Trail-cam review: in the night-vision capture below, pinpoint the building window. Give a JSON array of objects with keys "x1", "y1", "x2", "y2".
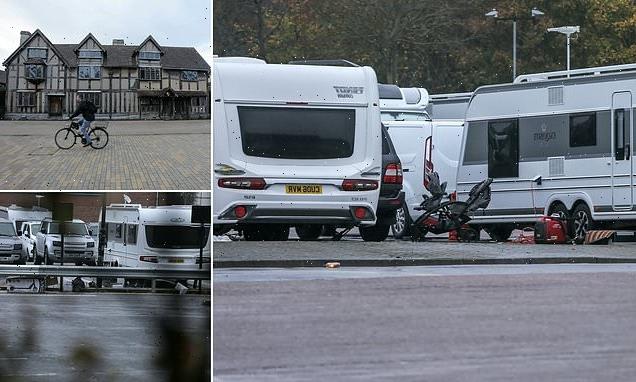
[
  {"x1": 78, "y1": 50, "x2": 103, "y2": 59},
  {"x1": 27, "y1": 48, "x2": 48, "y2": 59},
  {"x1": 78, "y1": 92, "x2": 101, "y2": 108},
  {"x1": 25, "y1": 64, "x2": 45, "y2": 80},
  {"x1": 78, "y1": 66, "x2": 101, "y2": 79},
  {"x1": 139, "y1": 67, "x2": 161, "y2": 80},
  {"x1": 17, "y1": 92, "x2": 36, "y2": 107},
  {"x1": 569, "y1": 113, "x2": 597, "y2": 147},
  {"x1": 140, "y1": 97, "x2": 160, "y2": 113},
  {"x1": 181, "y1": 71, "x2": 198, "y2": 81},
  {"x1": 139, "y1": 51, "x2": 161, "y2": 60}
]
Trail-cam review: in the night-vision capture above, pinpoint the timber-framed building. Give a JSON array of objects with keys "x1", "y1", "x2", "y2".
[{"x1": 2, "y1": 30, "x2": 210, "y2": 120}]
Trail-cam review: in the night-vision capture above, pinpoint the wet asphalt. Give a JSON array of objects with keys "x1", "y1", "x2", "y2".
[{"x1": 214, "y1": 264, "x2": 636, "y2": 381}]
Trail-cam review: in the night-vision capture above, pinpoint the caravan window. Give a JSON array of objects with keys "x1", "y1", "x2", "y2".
[
  {"x1": 107, "y1": 223, "x2": 123, "y2": 243},
  {"x1": 569, "y1": 113, "x2": 596, "y2": 147},
  {"x1": 238, "y1": 106, "x2": 356, "y2": 159},
  {"x1": 488, "y1": 119, "x2": 519, "y2": 178},
  {"x1": 126, "y1": 225, "x2": 138, "y2": 245},
  {"x1": 380, "y1": 111, "x2": 431, "y2": 121},
  {"x1": 145, "y1": 225, "x2": 210, "y2": 249},
  {"x1": 614, "y1": 109, "x2": 631, "y2": 160}
]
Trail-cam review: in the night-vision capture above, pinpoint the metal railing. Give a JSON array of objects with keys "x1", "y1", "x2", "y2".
[
  {"x1": 0, "y1": 265, "x2": 211, "y2": 293},
  {"x1": 0, "y1": 265, "x2": 210, "y2": 279}
]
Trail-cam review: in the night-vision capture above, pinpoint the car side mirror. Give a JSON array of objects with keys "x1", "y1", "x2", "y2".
[
  {"x1": 89, "y1": 230, "x2": 94, "y2": 236},
  {"x1": 41, "y1": 228, "x2": 46, "y2": 233},
  {"x1": 17, "y1": 230, "x2": 22, "y2": 236}
]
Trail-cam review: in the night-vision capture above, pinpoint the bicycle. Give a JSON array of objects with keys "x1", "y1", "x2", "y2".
[{"x1": 54, "y1": 120, "x2": 109, "y2": 150}]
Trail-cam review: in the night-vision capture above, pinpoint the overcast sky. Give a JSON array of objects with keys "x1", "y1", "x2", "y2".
[{"x1": 0, "y1": 0, "x2": 211, "y2": 68}]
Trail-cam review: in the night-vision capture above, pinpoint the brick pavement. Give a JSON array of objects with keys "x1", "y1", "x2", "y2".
[{"x1": 0, "y1": 120, "x2": 210, "y2": 189}]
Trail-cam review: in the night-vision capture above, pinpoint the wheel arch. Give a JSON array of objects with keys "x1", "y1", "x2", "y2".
[{"x1": 543, "y1": 192, "x2": 594, "y2": 217}]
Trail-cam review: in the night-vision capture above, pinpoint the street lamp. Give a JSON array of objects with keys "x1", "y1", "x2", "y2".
[
  {"x1": 547, "y1": 26, "x2": 580, "y2": 77},
  {"x1": 485, "y1": 7, "x2": 545, "y2": 81}
]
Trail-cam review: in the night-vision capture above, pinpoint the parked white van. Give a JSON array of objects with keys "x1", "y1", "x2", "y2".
[
  {"x1": 379, "y1": 84, "x2": 465, "y2": 238},
  {"x1": 457, "y1": 63, "x2": 636, "y2": 242},
  {"x1": 0, "y1": 218, "x2": 24, "y2": 264},
  {"x1": 0, "y1": 205, "x2": 51, "y2": 233},
  {"x1": 213, "y1": 57, "x2": 383, "y2": 240},
  {"x1": 103, "y1": 204, "x2": 211, "y2": 269}
]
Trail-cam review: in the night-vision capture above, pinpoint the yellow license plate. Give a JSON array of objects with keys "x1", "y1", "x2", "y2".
[
  {"x1": 167, "y1": 258, "x2": 185, "y2": 264},
  {"x1": 285, "y1": 184, "x2": 322, "y2": 194}
]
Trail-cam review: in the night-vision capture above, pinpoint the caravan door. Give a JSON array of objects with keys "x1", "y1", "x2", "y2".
[{"x1": 611, "y1": 91, "x2": 633, "y2": 211}]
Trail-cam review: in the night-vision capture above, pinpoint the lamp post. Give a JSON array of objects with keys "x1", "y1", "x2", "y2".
[
  {"x1": 485, "y1": 7, "x2": 545, "y2": 81},
  {"x1": 547, "y1": 26, "x2": 580, "y2": 77}
]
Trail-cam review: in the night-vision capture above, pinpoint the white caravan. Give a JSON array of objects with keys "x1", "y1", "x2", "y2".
[
  {"x1": 457, "y1": 63, "x2": 636, "y2": 242},
  {"x1": 426, "y1": 92, "x2": 473, "y2": 120},
  {"x1": 103, "y1": 204, "x2": 211, "y2": 269},
  {"x1": 213, "y1": 57, "x2": 383, "y2": 240},
  {"x1": 379, "y1": 84, "x2": 464, "y2": 238},
  {"x1": 0, "y1": 205, "x2": 51, "y2": 233}
]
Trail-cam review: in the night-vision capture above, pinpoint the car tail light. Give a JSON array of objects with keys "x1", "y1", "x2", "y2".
[
  {"x1": 234, "y1": 205, "x2": 248, "y2": 219},
  {"x1": 218, "y1": 177, "x2": 266, "y2": 190},
  {"x1": 449, "y1": 191, "x2": 457, "y2": 201},
  {"x1": 383, "y1": 163, "x2": 403, "y2": 184},
  {"x1": 341, "y1": 179, "x2": 378, "y2": 191},
  {"x1": 140, "y1": 256, "x2": 158, "y2": 263}
]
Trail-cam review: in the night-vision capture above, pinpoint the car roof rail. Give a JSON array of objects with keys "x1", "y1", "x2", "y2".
[{"x1": 288, "y1": 59, "x2": 360, "y2": 67}]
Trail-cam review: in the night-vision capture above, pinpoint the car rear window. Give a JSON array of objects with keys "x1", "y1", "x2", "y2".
[{"x1": 238, "y1": 106, "x2": 356, "y2": 159}]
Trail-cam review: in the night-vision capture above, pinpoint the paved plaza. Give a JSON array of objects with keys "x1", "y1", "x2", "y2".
[{"x1": 0, "y1": 120, "x2": 210, "y2": 190}]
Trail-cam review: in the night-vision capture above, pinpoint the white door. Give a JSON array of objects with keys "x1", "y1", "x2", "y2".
[
  {"x1": 386, "y1": 123, "x2": 432, "y2": 211},
  {"x1": 611, "y1": 91, "x2": 633, "y2": 211}
]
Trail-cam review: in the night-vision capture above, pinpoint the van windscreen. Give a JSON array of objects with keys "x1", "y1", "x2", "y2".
[
  {"x1": 0, "y1": 223, "x2": 16, "y2": 236},
  {"x1": 238, "y1": 106, "x2": 356, "y2": 159}
]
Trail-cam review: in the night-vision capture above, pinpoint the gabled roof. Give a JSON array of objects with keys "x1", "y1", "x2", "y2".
[
  {"x1": 134, "y1": 35, "x2": 164, "y2": 54},
  {"x1": 1, "y1": 29, "x2": 69, "y2": 67},
  {"x1": 56, "y1": 44, "x2": 209, "y2": 70},
  {"x1": 74, "y1": 33, "x2": 105, "y2": 53},
  {"x1": 161, "y1": 47, "x2": 209, "y2": 70},
  {"x1": 2, "y1": 30, "x2": 210, "y2": 71}
]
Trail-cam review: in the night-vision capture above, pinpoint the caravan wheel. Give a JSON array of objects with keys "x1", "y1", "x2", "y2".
[{"x1": 572, "y1": 204, "x2": 595, "y2": 244}]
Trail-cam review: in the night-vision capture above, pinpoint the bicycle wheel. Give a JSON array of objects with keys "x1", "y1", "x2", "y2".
[
  {"x1": 89, "y1": 127, "x2": 109, "y2": 149},
  {"x1": 54, "y1": 128, "x2": 76, "y2": 150}
]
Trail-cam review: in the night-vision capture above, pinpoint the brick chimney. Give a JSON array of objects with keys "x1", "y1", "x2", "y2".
[
  {"x1": 20, "y1": 31, "x2": 31, "y2": 45},
  {"x1": 112, "y1": 39, "x2": 125, "y2": 45}
]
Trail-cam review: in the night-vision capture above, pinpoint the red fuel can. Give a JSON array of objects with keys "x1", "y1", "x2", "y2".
[{"x1": 534, "y1": 216, "x2": 568, "y2": 244}]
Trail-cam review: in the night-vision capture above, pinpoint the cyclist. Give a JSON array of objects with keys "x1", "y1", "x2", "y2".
[{"x1": 68, "y1": 95, "x2": 97, "y2": 146}]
